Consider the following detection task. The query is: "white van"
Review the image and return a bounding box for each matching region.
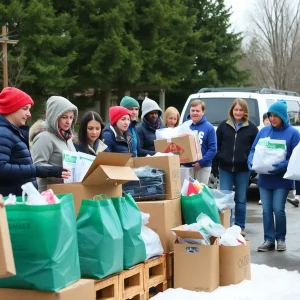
[180,88,300,187]
[180,88,300,131]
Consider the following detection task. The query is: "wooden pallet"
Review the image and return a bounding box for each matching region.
[143,255,167,290]
[167,278,173,289]
[166,252,174,280]
[144,281,167,300]
[94,274,119,300]
[119,264,144,300]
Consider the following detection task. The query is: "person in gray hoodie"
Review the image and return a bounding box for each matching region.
[30,96,78,192]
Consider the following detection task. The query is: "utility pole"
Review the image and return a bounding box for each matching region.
[0,25,18,88]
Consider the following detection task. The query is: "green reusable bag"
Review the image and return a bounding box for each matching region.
[181,185,221,225]
[0,194,80,291]
[111,194,146,269]
[77,196,124,279]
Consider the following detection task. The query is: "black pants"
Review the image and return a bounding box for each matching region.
[295,181,300,195]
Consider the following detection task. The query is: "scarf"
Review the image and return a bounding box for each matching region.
[59,128,72,141]
[143,117,162,131]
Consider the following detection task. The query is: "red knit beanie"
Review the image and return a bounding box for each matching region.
[0,87,34,114]
[109,106,131,125]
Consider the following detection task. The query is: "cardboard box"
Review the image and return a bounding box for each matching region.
[0,279,95,300]
[172,226,219,292]
[220,241,251,286]
[137,198,182,253]
[154,135,202,164]
[49,152,139,214]
[0,206,16,278]
[128,155,181,200]
[219,209,231,229]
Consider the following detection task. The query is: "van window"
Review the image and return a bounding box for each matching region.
[182,97,260,126]
[286,100,300,125]
[266,99,275,108]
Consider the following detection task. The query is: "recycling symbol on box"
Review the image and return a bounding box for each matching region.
[164,142,184,156]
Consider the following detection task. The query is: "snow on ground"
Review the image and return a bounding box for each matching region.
[153,264,300,300]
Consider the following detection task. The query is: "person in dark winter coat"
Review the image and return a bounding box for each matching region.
[217,98,258,237]
[74,111,108,155]
[184,99,217,186]
[120,96,140,157]
[248,100,300,252]
[102,106,136,156]
[0,87,67,196]
[136,97,165,156]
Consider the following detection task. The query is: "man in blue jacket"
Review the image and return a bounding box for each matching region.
[184,99,217,185]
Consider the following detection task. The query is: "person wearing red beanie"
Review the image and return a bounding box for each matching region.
[0,87,67,196]
[102,106,136,156]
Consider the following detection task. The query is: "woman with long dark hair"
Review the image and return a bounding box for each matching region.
[74,111,107,155]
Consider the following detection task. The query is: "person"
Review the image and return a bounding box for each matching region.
[184,99,217,186]
[163,106,180,128]
[258,113,271,205]
[217,98,258,237]
[30,96,78,192]
[294,110,300,125]
[120,96,140,157]
[74,111,107,155]
[102,106,136,156]
[248,100,300,252]
[0,195,3,207]
[136,97,165,156]
[0,87,68,196]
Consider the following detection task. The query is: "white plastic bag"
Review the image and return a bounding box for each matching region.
[252,137,287,174]
[195,213,226,237]
[219,225,246,246]
[209,189,235,213]
[141,212,164,259]
[284,142,300,180]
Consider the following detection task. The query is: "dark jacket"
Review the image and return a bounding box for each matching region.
[136,119,165,157]
[216,119,258,172]
[0,115,37,196]
[102,124,136,157]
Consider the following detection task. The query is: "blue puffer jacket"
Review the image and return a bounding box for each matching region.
[102,124,136,157]
[0,115,37,196]
[136,119,165,157]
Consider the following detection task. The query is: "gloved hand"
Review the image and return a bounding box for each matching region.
[35,165,64,178]
[268,161,288,176]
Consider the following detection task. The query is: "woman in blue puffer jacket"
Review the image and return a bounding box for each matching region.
[0,87,68,196]
[102,106,136,156]
[248,100,300,252]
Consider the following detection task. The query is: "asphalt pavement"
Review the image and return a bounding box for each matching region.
[246,185,300,272]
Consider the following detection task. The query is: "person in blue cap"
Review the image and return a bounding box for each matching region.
[248,100,300,252]
[120,96,140,157]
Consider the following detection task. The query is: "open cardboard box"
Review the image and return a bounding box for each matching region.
[127,155,181,200]
[49,153,139,214]
[0,206,16,278]
[171,225,219,292]
[220,241,251,286]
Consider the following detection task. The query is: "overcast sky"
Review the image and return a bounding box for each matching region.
[224,0,256,33]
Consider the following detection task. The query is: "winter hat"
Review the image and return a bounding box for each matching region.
[141,97,162,120]
[267,100,289,124]
[120,96,140,109]
[109,106,131,125]
[0,87,34,115]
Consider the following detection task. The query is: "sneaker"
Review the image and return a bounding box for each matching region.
[277,240,286,252]
[240,230,246,237]
[287,198,299,207]
[258,200,262,205]
[257,241,275,252]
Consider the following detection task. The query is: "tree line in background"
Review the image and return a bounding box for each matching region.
[0,0,249,119]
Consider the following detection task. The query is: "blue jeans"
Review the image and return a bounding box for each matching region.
[259,188,289,242]
[219,168,250,230]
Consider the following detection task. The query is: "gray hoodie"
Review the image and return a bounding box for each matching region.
[30,96,78,192]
